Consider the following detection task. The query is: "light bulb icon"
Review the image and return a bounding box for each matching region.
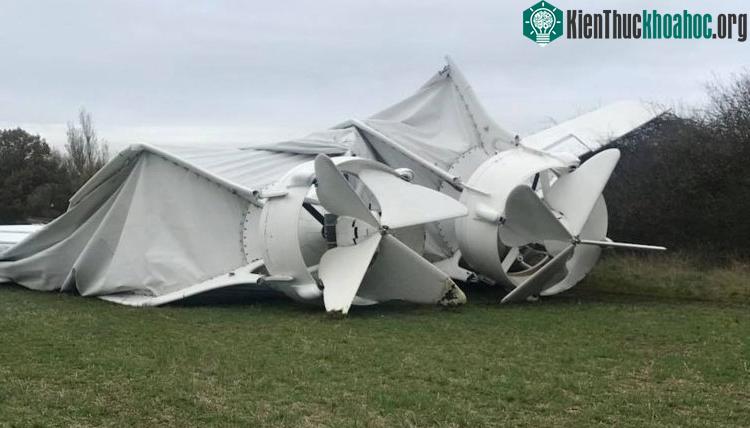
[530,7,556,45]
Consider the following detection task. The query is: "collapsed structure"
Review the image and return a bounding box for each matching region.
[0,58,664,312]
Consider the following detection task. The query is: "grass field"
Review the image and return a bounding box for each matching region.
[1,255,749,427]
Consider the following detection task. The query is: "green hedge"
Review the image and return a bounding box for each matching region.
[601,80,750,260]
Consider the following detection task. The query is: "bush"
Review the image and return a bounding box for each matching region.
[602,72,750,260]
[0,110,109,224]
[0,129,71,223]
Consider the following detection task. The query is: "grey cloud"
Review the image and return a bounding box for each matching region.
[0,0,746,149]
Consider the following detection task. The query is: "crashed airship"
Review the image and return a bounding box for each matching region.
[0,57,664,312]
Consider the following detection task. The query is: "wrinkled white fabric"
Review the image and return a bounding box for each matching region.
[0,152,255,298]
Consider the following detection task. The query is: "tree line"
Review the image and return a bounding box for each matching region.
[0,109,109,223]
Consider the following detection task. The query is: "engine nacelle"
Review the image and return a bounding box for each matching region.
[455,147,608,295]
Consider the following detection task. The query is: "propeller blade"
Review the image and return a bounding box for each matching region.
[357,169,468,229]
[314,154,379,227]
[356,234,466,305]
[319,233,382,314]
[541,195,607,296]
[501,244,575,303]
[540,245,601,296]
[545,149,621,236]
[500,185,572,247]
[578,239,666,251]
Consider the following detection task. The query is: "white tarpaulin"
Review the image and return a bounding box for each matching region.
[361,57,514,168]
[0,145,313,304]
[0,225,42,255]
[2,151,247,294]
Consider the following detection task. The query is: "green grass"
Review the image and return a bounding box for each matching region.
[588,253,750,303]
[1,255,749,427]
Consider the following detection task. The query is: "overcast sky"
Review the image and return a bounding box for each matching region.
[0,0,747,150]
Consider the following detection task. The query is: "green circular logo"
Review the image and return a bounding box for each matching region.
[523,1,564,46]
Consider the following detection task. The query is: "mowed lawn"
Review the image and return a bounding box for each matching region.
[1,256,749,427]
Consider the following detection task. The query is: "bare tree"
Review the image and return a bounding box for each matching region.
[66,109,109,189]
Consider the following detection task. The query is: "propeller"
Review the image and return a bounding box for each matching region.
[314,154,468,314]
[499,149,665,303]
